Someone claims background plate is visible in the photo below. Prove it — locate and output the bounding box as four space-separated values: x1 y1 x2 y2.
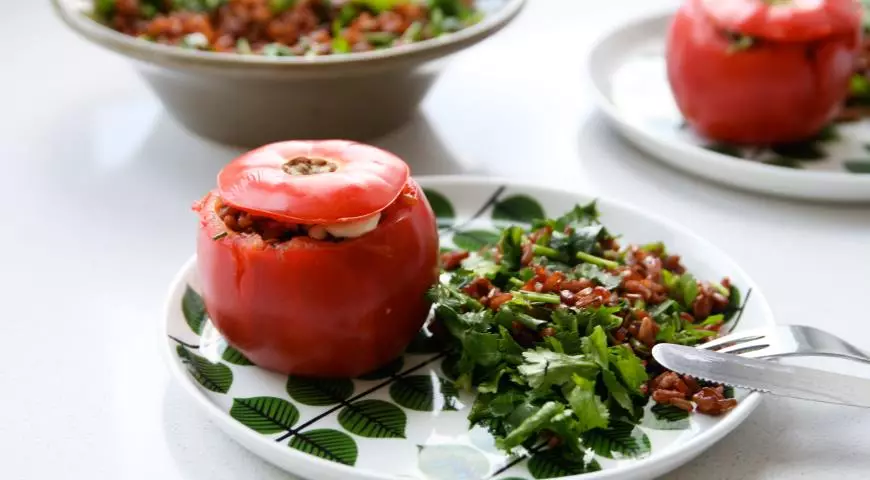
587 10 870 202
162 177 771 480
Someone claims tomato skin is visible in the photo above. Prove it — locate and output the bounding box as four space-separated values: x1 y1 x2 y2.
666 0 861 145
217 140 410 224
699 0 862 43
195 180 439 378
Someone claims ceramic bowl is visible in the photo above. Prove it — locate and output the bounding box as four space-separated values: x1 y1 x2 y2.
51 0 525 147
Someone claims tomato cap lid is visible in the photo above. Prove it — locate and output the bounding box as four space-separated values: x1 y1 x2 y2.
699 0 862 42
217 140 410 224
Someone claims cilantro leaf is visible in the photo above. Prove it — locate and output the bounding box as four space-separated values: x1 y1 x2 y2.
552 308 580 332
554 331 584 355
494 305 548 331
677 273 699 308
489 391 527 417
478 364 515 394
439 309 492 342
649 299 679 320
544 335 566 354
469 391 527 429
661 268 678 289
609 346 648 392
427 283 482 312
655 315 679 343
497 326 525 365
459 254 501 278
700 314 724 327
542 408 587 455
549 225 604 258
673 327 718 345
498 226 525 271
499 401 565 450
582 325 609 369
575 263 623 290
579 306 623 335
463 331 502 367
568 376 610 432
555 202 601 230
518 349 599 390
601 369 633 412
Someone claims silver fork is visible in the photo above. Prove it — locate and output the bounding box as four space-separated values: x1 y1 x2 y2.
698 324 870 365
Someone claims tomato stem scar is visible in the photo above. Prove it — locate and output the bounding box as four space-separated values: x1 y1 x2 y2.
282 156 338 176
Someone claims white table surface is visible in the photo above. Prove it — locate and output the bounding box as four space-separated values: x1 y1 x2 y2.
2 1 869 479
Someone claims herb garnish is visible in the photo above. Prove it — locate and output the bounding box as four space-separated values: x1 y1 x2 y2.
429 202 742 457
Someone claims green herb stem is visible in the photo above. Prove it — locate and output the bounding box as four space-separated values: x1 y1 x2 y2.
531 244 567 261
576 251 619 270
515 312 547 330
508 277 525 288
511 290 561 305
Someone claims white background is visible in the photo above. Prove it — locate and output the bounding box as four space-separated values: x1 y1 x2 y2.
2 0 869 479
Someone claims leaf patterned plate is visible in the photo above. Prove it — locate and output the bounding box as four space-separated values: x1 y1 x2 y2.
586 9 870 202
162 176 773 480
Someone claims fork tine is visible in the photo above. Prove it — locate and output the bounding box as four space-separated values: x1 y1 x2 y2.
696 327 769 351
714 338 771 355
732 349 772 359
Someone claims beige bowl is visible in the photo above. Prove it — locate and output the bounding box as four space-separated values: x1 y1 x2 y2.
51 0 525 147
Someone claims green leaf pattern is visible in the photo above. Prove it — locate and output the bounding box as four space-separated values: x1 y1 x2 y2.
492 195 545 225
182 286 206 335
845 160 870 173
527 449 602 478
694 122 870 173
289 429 358 466
389 375 460 411
222 346 254 366
176 345 233 394
644 403 690 431
581 420 652 459
651 403 690 422
451 229 501 251
424 188 455 228
286 377 355 406
230 397 300 434
338 400 407 439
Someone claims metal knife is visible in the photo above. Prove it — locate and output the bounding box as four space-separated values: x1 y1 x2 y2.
651 343 870 408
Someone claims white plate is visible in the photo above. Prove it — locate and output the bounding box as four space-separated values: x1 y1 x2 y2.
586 10 870 202
162 176 771 480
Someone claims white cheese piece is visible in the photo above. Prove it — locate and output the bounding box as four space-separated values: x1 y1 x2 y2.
323 213 381 238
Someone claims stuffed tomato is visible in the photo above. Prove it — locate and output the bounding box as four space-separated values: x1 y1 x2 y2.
666 0 862 144
194 140 439 378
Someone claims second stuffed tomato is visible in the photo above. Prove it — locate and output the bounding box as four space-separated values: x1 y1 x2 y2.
194 140 439 378
667 0 862 145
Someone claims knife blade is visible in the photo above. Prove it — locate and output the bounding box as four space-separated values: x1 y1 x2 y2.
651 343 870 408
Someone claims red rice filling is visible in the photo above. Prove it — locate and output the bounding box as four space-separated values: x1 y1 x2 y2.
214 196 372 244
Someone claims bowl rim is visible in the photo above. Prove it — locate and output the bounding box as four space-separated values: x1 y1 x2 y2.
584 7 870 190
50 0 526 72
